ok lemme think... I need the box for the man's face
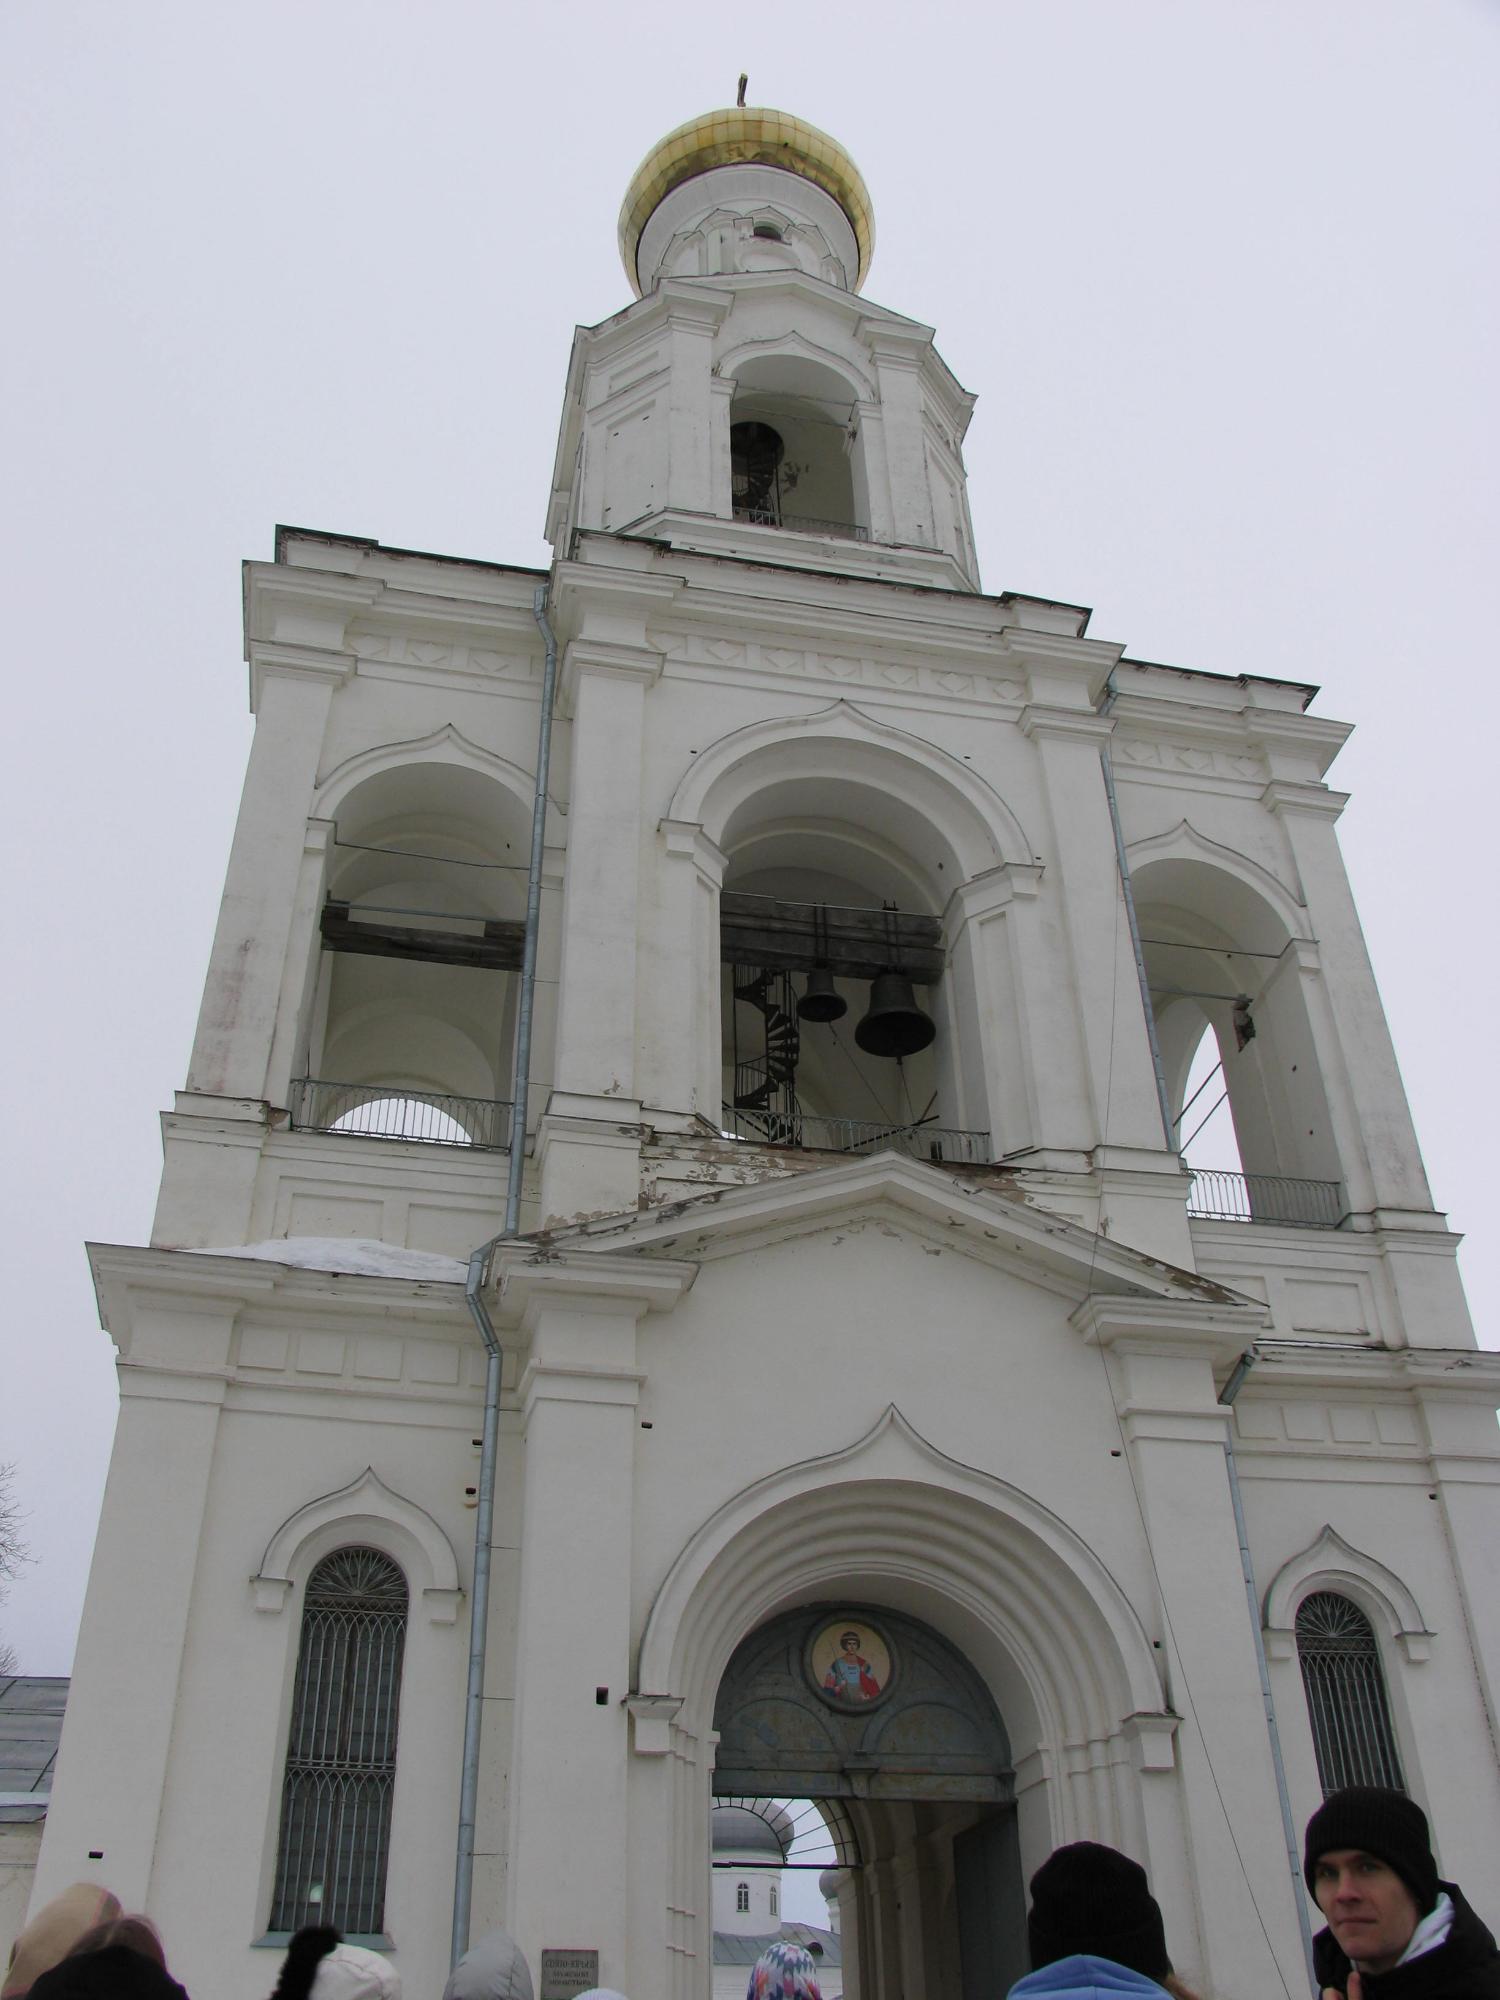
[1313,1849,1421,1975]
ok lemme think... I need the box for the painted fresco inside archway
[711,1603,1028,2000]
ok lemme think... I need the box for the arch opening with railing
[294,761,535,1144]
[718,809,980,1164]
[727,353,869,544]
[1131,851,1346,1227]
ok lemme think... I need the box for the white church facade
[29,103,1500,2000]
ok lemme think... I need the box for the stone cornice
[1071,1293,1266,1364]
[243,563,382,649]
[1261,778,1350,822]
[566,528,1084,641]
[1237,1340,1500,1396]
[248,641,355,711]
[946,862,1045,925]
[88,1242,470,1349]
[1019,705,1114,746]
[580,278,736,356]
[493,1248,698,1331]
[561,638,664,699]
[659,817,728,882]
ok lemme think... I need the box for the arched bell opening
[728,354,868,543]
[710,1602,1027,2000]
[716,796,983,1163]
[294,763,533,1149]
[1132,856,1347,1227]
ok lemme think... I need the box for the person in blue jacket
[1007,1842,1191,2000]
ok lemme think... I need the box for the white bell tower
[32,96,1500,2000]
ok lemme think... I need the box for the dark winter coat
[1315,1884,1500,2000]
[26,1947,189,2000]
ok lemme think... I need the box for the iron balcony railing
[1187,1168,1345,1228]
[722,1103,990,1165]
[732,504,871,542]
[289,1078,511,1152]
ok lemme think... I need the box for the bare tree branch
[0,1462,33,1676]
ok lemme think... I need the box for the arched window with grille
[736,1882,750,1913]
[270,1546,408,1935]
[1295,1590,1404,1794]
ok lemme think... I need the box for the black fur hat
[270,1928,342,2000]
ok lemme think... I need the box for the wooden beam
[321,902,523,971]
[718,892,943,982]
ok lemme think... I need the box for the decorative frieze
[348,628,541,679]
[652,627,1027,704]
[1113,736,1269,783]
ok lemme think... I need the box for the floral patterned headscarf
[746,1941,822,2000]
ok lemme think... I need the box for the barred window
[270,1546,408,1935]
[737,1882,750,1913]
[1295,1590,1403,1794]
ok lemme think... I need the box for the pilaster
[646,820,728,1121]
[1020,701,1166,1155]
[549,629,661,1131]
[187,643,353,1102]
[1075,1303,1307,1995]
[861,322,936,551]
[1264,779,1433,1212]
[496,1254,694,1988]
[34,1261,236,1910]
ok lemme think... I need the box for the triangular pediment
[502,1150,1248,1311]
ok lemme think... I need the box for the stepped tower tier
[548,101,979,591]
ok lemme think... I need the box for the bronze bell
[797,968,848,1023]
[855,970,936,1058]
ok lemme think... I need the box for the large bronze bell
[797,968,848,1023]
[855,970,936,1058]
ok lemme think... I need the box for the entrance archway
[711,1602,1027,2000]
[634,1408,1172,2000]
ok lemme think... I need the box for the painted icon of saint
[822,1628,881,1702]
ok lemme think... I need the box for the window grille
[769,1883,779,1916]
[736,1883,750,1912]
[1295,1591,1404,1794]
[270,1547,408,1935]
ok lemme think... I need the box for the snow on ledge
[186,1237,467,1283]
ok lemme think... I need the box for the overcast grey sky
[3,1,1496,1676]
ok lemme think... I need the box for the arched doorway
[711,1602,1027,2000]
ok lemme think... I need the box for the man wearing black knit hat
[1305,1787,1499,2000]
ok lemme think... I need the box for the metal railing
[1187,1168,1344,1228]
[722,1103,990,1164]
[290,1078,512,1152]
[732,505,871,542]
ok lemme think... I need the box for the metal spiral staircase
[731,967,801,1143]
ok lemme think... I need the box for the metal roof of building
[0,1676,68,1823]
[712,1924,842,1968]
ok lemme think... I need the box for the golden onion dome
[618,106,874,295]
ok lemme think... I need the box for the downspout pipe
[451,581,560,1967]
[1219,1349,1318,1989]
[1097,678,1176,1149]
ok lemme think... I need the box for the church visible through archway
[711,1604,1027,2000]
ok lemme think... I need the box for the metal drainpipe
[451,581,561,1967]
[1218,1349,1317,1989]
[1097,679,1176,1149]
